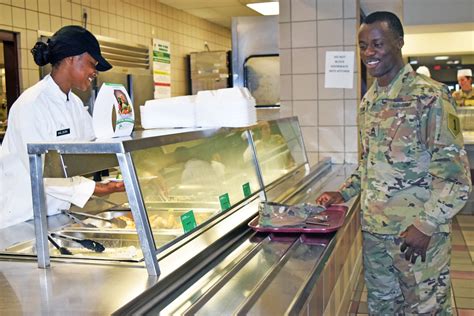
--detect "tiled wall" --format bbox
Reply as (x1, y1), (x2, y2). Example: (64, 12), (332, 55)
(279, 0), (360, 165)
(0, 0), (231, 96)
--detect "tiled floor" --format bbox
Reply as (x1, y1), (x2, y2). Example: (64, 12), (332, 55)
(348, 204), (474, 315)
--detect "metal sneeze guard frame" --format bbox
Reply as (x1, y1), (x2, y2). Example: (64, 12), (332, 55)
(27, 117), (308, 276)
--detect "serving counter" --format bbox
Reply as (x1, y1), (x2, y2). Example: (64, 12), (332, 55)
(0, 117), (362, 315)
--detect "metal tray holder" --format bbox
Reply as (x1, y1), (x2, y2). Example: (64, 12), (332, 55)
(27, 117), (309, 276)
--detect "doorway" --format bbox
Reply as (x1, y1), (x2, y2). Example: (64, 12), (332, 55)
(0, 30), (20, 127)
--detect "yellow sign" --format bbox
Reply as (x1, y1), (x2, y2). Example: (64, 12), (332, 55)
(448, 113), (461, 137)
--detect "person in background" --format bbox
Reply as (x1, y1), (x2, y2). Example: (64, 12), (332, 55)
(453, 68), (474, 107)
(415, 65), (431, 78)
(316, 12), (471, 314)
(0, 25), (124, 229)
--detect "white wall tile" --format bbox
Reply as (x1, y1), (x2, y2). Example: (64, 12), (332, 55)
(320, 152), (344, 163)
(318, 74), (343, 99)
(343, 0), (357, 18)
(12, 7), (26, 28)
(343, 18), (357, 45)
(292, 47), (317, 74)
(61, 0), (71, 19)
(292, 21), (316, 48)
(291, 0), (316, 21)
(280, 75), (293, 100)
(50, 15), (61, 30)
(38, 0), (49, 14)
(317, 46), (343, 73)
(11, 0), (25, 8)
(293, 100), (317, 126)
(26, 10), (38, 30)
(319, 100), (344, 126)
(280, 102), (294, 118)
(293, 74), (318, 100)
(306, 152), (320, 166)
(301, 126), (318, 151)
(19, 48), (28, 69)
(25, 0), (37, 11)
(345, 152), (358, 164)
(345, 126), (358, 152)
(26, 30), (37, 52)
(279, 22), (291, 49)
(344, 73), (358, 99)
(317, 20), (343, 46)
(319, 126), (344, 152)
(317, 0), (343, 19)
(344, 99), (358, 126)
(280, 48), (292, 75)
(49, 0), (61, 16)
(71, 3), (81, 22)
(38, 12), (50, 31)
(0, 4), (12, 26)
(279, 0), (291, 22)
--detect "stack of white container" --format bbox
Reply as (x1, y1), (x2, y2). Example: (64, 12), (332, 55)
(140, 87), (257, 129)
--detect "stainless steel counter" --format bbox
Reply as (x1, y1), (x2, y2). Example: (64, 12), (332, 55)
(0, 161), (359, 315)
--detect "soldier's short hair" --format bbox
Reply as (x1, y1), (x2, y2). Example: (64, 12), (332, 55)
(364, 11), (404, 39)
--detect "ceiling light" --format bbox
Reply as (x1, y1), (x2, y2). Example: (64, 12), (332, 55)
(434, 56), (449, 60)
(247, 2), (279, 15)
(409, 60), (418, 65)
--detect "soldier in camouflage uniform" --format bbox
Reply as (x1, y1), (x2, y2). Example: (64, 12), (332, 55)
(317, 11), (471, 315)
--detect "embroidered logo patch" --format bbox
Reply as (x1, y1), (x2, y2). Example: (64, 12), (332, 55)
(56, 128), (70, 137)
(447, 113), (460, 137)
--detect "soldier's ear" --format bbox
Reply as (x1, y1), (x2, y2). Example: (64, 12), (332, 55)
(397, 36), (404, 49)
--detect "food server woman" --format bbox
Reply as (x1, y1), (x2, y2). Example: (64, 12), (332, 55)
(0, 25), (124, 229)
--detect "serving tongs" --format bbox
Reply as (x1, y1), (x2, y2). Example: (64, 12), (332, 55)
(62, 210), (97, 228)
(48, 234), (73, 255)
(66, 210), (127, 229)
(50, 232), (105, 253)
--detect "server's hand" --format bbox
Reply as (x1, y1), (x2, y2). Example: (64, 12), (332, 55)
(400, 225), (431, 264)
(93, 181), (125, 196)
(315, 191), (344, 207)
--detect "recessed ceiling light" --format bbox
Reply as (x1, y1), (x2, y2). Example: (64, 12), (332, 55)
(434, 56), (449, 60)
(409, 60), (418, 65)
(247, 2), (279, 15)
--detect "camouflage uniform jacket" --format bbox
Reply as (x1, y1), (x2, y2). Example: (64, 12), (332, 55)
(452, 89), (474, 107)
(339, 64), (472, 236)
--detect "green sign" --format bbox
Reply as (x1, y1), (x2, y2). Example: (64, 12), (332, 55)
(180, 210), (197, 233)
(219, 193), (231, 211)
(242, 182), (251, 198)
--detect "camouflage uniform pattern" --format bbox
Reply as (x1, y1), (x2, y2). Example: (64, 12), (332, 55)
(339, 64), (471, 314)
(340, 64), (472, 236)
(363, 231), (452, 315)
(452, 89), (474, 107)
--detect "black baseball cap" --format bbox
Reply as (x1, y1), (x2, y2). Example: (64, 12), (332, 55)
(48, 25), (112, 71)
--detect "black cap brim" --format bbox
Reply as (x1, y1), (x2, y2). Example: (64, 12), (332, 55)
(91, 51), (112, 71)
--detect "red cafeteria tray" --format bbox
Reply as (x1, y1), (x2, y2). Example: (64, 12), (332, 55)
(248, 204), (347, 234)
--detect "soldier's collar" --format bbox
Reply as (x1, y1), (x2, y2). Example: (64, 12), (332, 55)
(375, 64), (413, 99)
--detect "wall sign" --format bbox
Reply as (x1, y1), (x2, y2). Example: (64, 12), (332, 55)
(152, 39), (171, 99)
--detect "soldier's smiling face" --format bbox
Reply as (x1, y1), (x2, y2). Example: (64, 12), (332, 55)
(358, 21), (404, 87)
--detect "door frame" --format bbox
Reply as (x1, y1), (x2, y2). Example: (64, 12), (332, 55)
(0, 30), (20, 113)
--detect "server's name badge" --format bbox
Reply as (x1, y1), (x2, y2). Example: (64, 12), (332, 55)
(56, 128), (70, 136)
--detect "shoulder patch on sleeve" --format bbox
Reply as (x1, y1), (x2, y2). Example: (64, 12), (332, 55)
(447, 112), (461, 137)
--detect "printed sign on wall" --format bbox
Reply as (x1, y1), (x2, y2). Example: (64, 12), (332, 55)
(152, 39), (171, 99)
(324, 51), (355, 89)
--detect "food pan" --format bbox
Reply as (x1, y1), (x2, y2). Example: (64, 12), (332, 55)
(2, 230), (179, 261)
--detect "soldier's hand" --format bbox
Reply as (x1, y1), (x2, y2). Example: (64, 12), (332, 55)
(315, 192), (344, 207)
(400, 225), (431, 264)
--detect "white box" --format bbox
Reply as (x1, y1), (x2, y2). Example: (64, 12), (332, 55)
(195, 87), (257, 127)
(140, 95), (196, 129)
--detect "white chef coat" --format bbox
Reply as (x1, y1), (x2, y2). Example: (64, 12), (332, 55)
(0, 75), (96, 229)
